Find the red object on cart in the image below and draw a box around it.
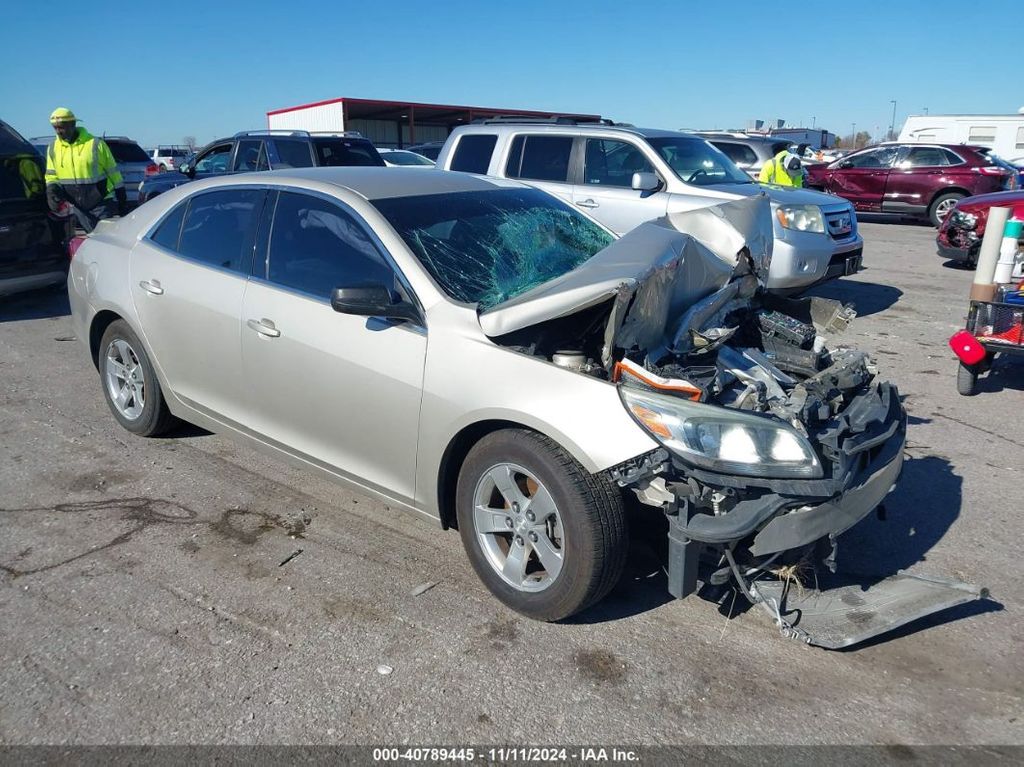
[949,330,987,365]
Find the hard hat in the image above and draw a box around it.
[783,152,802,173]
[49,107,77,124]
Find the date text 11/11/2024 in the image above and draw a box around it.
[372,747,640,762]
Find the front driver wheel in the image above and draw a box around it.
[99,320,177,436]
[456,429,627,621]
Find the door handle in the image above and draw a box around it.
[576,199,599,209]
[139,279,163,295]
[246,318,281,338]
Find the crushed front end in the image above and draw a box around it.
[482,196,988,647]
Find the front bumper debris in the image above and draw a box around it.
[750,573,990,649]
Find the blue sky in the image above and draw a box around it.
[3,0,1021,147]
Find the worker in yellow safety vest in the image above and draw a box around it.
[758,148,805,188]
[44,107,127,232]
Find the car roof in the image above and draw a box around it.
[454,123,698,141]
[206,166,521,200]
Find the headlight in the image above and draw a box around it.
[620,387,822,478]
[949,211,978,230]
[775,204,825,233]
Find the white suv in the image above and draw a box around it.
[435,120,863,292]
[151,145,191,172]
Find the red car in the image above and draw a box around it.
[937,189,1024,266]
[805,143,1018,227]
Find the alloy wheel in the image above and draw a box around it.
[472,462,565,592]
[104,338,145,420]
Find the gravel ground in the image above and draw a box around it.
[0,219,1021,746]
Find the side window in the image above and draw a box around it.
[713,142,757,166]
[450,134,497,174]
[150,202,187,251]
[267,192,394,300]
[942,148,965,166]
[233,140,266,172]
[506,135,574,183]
[583,139,654,187]
[177,189,264,273]
[900,147,949,168]
[846,147,898,169]
[194,144,232,174]
[271,139,315,169]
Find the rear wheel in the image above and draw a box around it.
[456,429,627,621]
[929,192,964,228]
[99,320,177,435]
[956,362,979,396]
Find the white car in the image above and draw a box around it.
[378,148,436,168]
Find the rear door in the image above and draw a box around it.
[503,133,576,205]
[130,188,265,423]
[884,145,957,215]
[570,137,667,234]
[239,190,425,503]
[826,146,898,211]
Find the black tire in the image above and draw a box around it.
[956,362,978,396]
[456,429,627,621]
[929,192,964,228]
[98,320,177,436]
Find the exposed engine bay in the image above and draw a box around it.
[480,196,988,648]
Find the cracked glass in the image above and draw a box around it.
[372,188,614,309]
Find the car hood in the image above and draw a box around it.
[957,189,1024,212]
[705,181,843,207]
[479,195,773,359]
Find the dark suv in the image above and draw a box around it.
[1,120,67,297]
[805,143,1018,226]
[138,130,385,204]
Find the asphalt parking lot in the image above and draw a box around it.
[1,219,1022,746]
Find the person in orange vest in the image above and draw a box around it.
[44,107,127,232]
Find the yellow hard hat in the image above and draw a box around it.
[49,107,77,124]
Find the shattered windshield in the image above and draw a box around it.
[646,137,753,186]
[372,188,614,309]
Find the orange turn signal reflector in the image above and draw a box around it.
[629,404,672,439]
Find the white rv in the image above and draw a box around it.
[899,113,1024,162]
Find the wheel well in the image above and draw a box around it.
[89,310,123,370]
[436,419,536,531]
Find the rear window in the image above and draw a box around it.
[313,139,384,167]
[450,135,497,174]
[712,141,758,166]
[107,141,151,163]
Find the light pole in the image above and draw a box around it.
[889,99,897,141]
[923,106,929,115]
[851,122,856,148]
[812,116,816,129]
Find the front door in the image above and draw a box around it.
[572,138,668,234]
[239,191,426,504]
[129,188,265,422]
[827,146,898,211]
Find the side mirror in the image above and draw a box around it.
[838,160,854,169]
[631,171,661,192]
[330,284,421,324]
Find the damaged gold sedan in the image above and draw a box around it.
[68,168,987,647]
